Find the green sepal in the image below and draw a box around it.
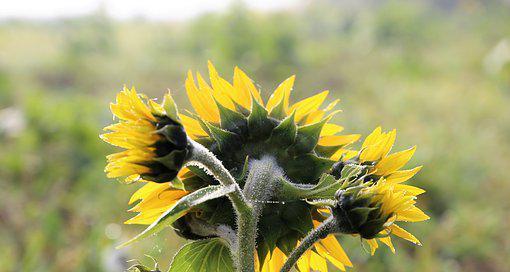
[282,154,335,184]
[168,238,234,272]
[269,96,286,120]
[156,124,187,147]
[290,118,329,154]
[162,92,180,122]
[116,185,236,248]
[340,163,364,180]
[186,111,212,135]
[247,96,273,138]
[306,199,336,207]
[215,100,248,135]
[268,111,297,148]
[141,171,178,184]
[315,145,343,158]
[153,150,186,170]
[348,207,378,227]
[204,122,241,152]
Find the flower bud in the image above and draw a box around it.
[332,185,389,239]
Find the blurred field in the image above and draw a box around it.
[1,0,510,271]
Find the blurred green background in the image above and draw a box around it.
[1,0,510,271]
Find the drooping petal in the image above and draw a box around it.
[397,206,430,222]
[389,224,422,245]
[378,237,395,253]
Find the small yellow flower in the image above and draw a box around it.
[330,127,429,255]
[359,179,429,255]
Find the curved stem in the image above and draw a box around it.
[187,139,251,213]
[186,139,256,272]
[280,217,338,272]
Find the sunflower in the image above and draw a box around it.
[104,62,362,271]
[101,87,190,184]
[329,127,429,255]
[103,63,429,272]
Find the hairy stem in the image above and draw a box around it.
[239,156,284,272]
[187,139,251,214]
[280,217,338,272]
[187,142,283,272]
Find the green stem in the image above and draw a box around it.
[187,139,255,272]
[279,217,337,272]
[187,139,251,213]
[240,156,283,272]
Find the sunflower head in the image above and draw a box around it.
[327,127,429,253]
[101,87,190,184]
[173,63,361,260]
[332,180,395,239]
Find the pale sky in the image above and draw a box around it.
[0,0,299,21]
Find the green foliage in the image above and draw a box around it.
[168,238,234,272]
[1,0,510,271]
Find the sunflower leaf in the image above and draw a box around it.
[168,238,234,272]
[116,185,236,249]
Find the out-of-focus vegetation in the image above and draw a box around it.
[1,0,510,271]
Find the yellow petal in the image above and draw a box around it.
[267,75,295,112]
[366,239,379,256]
[289,91,329,122]
[128,182,169,204]
[330,149,358,161]
[320,123,344,136]
[315,243,346,271]
[375,146,417,176]
[380,129,397,157]
[296,249,311,272]
[234,66,264,106]
[386,166,422,184]
[318,134,361,147]
[397,206,430,222]
[261,247,286,272]
[378,237,395,253]
[362,127,382,150]
[309,250,328,272]
[318,235,352,267]
[394,184,426,196]
[389,224,421,245]
[178,114,207,138]
[185,70,219,122]
[197,71,236,111]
